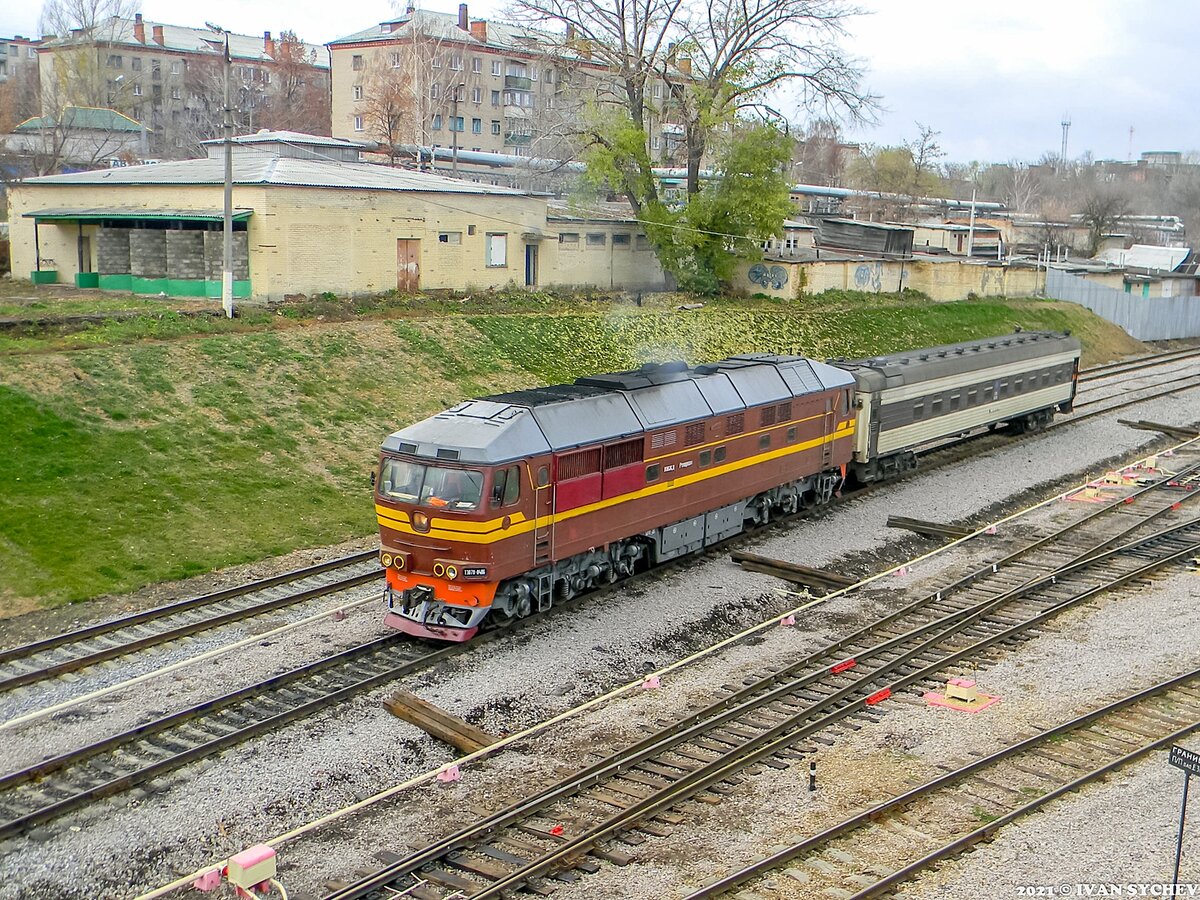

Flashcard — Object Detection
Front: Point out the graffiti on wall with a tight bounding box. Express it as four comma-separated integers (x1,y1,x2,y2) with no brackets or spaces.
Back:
748,263,789,290
853,263,883,292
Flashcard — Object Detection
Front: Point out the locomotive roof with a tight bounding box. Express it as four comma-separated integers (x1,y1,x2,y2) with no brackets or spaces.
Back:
830,331,1081,389
381,354,855,464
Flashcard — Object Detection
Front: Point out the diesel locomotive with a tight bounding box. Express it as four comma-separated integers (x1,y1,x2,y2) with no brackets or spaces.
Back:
374,331,1081,641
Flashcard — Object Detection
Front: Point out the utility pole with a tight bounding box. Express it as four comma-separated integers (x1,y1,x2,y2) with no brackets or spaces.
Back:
208,22,235,318
1060,112,1071,169
966,188,977,258
451,82,465,179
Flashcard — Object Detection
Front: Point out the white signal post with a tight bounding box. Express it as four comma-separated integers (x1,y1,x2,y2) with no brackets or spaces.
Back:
207,22,235,319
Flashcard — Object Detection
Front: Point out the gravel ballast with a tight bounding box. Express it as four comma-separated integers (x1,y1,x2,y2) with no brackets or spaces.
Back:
0,391,1198,899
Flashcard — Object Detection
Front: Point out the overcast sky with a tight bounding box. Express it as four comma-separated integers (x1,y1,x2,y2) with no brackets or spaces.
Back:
2,0,1193,163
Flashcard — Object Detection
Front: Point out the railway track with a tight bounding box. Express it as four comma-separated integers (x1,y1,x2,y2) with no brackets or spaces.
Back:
0,551,381,695
317,456,1200,900
687,665,1200,898
0,634,471,842
1079,345,1200,382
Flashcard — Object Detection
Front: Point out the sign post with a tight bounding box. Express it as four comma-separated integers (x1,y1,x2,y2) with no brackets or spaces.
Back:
1169,745,1200,888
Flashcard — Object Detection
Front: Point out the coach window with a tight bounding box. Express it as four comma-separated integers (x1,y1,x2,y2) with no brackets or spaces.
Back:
714,446,727,463
968,388,978,405
931,397,943,415
913,402,924,420
699,449,712,467
1014,377,1023,392
949,392,960,409
537,465,549,487
646,464,660,483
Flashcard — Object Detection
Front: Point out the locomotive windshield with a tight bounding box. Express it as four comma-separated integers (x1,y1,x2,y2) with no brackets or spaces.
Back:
379,458,484,511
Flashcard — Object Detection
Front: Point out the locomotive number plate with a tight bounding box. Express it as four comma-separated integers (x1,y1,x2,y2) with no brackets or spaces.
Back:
462,566,488,578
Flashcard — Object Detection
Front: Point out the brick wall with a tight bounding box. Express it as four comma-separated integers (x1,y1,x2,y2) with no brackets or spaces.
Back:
96,228,131,274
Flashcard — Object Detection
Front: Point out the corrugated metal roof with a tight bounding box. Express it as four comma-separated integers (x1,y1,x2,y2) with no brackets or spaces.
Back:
15,106,145,133
330,9,576,60
23,207,254,222
42,17,327,68
200,131,366,149
1093,244,1190,272
21,156,528,196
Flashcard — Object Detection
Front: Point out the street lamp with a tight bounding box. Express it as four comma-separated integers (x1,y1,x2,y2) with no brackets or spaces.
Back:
451,82,465,178
206,21,234,318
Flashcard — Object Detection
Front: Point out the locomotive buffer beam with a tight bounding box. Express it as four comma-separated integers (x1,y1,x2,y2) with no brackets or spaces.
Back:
383,690,499,754
1118,419,1200,441
730,550,856,593
886,515,972,540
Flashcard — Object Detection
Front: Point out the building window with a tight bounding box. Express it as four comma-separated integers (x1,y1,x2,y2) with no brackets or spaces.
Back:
559,232,579,244
490,120,500,134
636,234,652,251
432,114,443,130
612,233,630,246
431,54,441,68
491,59,501,75
545,68,554,83
26,46,35,58
353,85,363,100
131,57,142,71
353,115,363,131
352,54,364,70
171,86,180,100
545,96,554,109
472,57,481,73
486,233,507,267
471,117,481,133
438,232,462,244
107,54,122,68
651,136,660,150
472,86,481,103
152,60,160,79
170,61,180,75
391,51,401,67
530,68,538,80
450,54,463,70
450,115,464,132
490,89,499,106
430,83,439,99
653,83,661,98
586,233,606,247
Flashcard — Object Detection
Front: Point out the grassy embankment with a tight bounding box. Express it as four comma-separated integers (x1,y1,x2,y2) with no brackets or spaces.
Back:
0,287,1143,615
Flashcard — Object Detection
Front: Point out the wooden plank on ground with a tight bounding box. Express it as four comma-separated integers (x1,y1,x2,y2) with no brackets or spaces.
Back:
383,690,498,754
885,515,972,539
729,550,855,590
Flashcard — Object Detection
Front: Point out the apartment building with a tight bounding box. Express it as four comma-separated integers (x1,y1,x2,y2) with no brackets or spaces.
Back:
35,15,330,158
1,35,40,82
329,4,687,165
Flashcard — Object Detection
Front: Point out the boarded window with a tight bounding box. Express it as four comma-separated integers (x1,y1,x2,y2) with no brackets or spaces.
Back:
726,413,744,435
776,401,792,421
486,233,507,267
605,439,643,468
650,430,677,450
557,448,601,480
760,406,776,427
684,422,705,446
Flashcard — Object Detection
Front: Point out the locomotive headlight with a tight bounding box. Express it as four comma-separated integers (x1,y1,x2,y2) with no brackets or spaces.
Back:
380,551,394,568
445,565,458,580
412,511,430,533
433,562,446,577
394,555,405,570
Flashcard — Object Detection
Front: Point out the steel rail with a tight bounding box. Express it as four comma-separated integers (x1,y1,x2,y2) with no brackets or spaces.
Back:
1080,346,1200,382
685,665,1200,897
0,568,381,693
320,488,1200,899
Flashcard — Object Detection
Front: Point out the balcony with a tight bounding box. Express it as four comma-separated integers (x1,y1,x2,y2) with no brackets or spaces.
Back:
504,132,532,145
504,75,532,90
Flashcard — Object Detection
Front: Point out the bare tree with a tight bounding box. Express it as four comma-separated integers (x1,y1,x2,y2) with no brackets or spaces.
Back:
1079,188,1130,257
39,0,142,110
671,0,871,193
358,28,448,159
257,31,331,135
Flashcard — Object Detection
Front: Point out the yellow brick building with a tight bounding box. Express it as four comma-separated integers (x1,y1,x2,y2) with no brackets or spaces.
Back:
8,131,666,300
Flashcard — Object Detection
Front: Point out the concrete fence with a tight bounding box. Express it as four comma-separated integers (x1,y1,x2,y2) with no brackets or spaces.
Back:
1045,269,1200,340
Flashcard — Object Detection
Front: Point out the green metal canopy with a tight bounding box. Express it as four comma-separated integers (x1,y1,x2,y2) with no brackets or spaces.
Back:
24,208,254,223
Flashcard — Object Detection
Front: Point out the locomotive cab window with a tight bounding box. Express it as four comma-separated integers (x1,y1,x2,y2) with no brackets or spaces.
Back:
379,458,483,511
490,464,522,507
